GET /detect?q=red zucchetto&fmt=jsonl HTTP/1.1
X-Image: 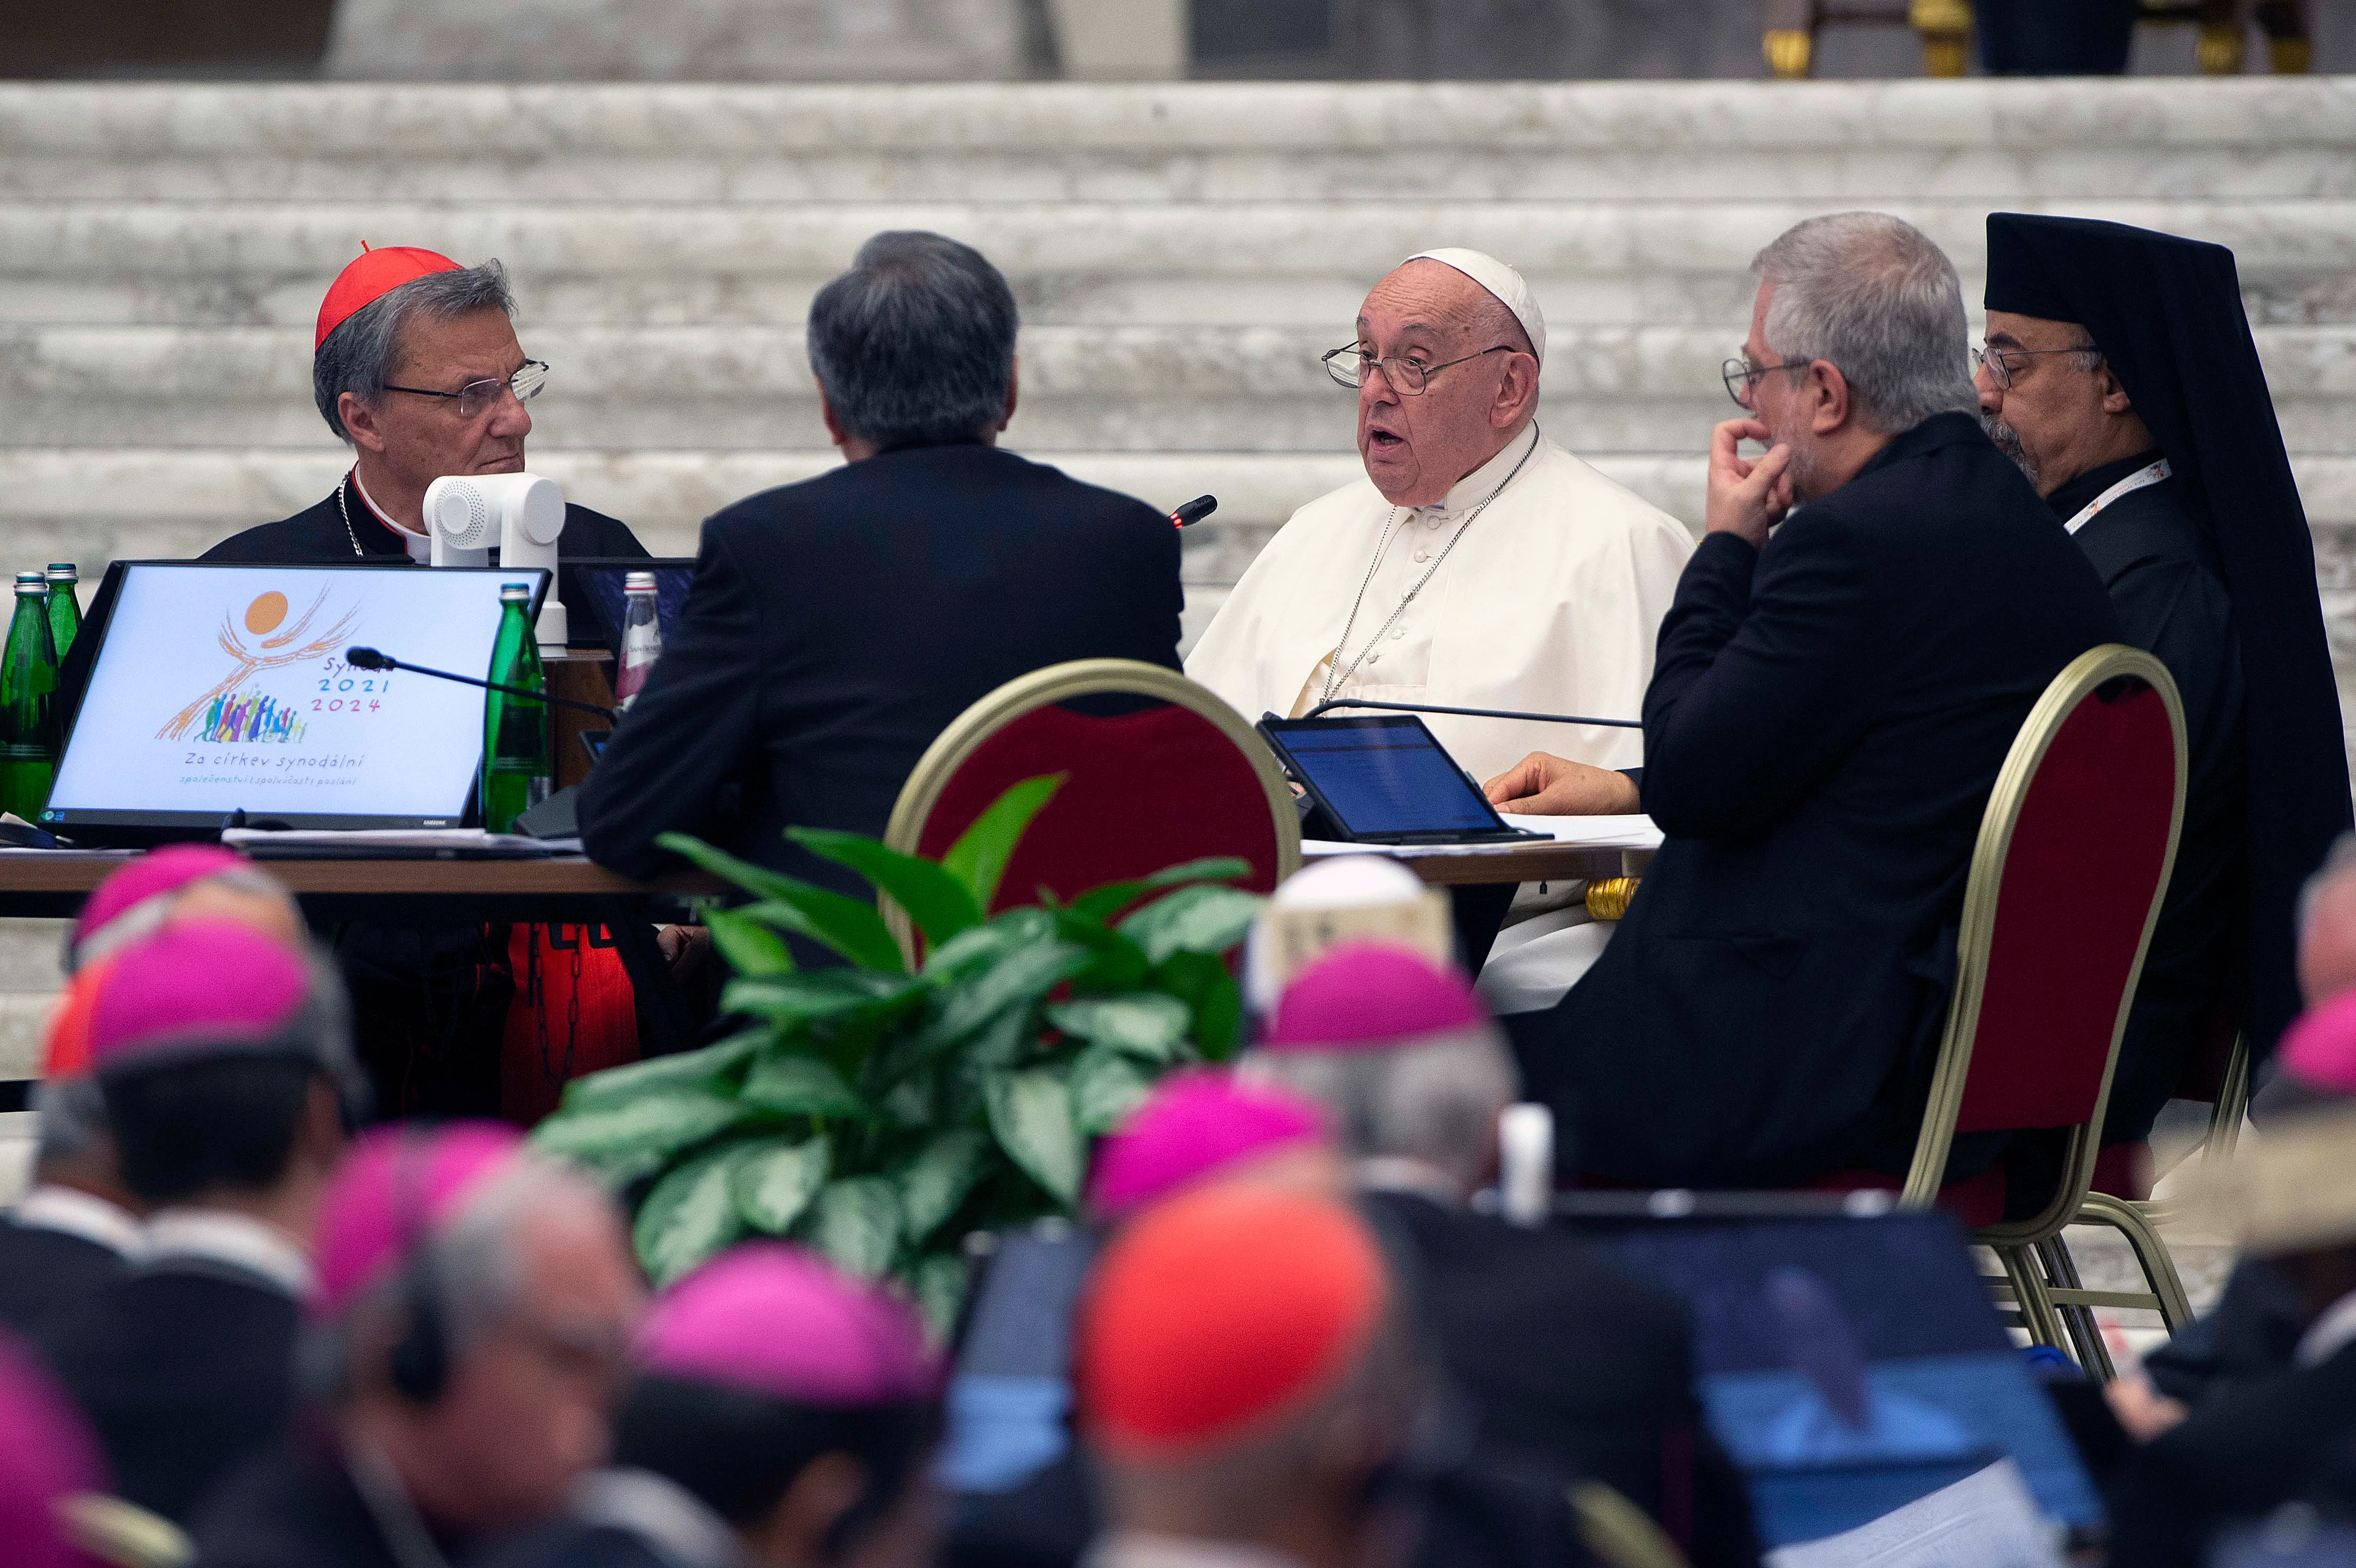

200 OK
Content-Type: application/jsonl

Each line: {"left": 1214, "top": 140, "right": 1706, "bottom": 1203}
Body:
{"left": 1077, "top": 1184, "right": 1386, "bottom": 1459}
{"left": 315, "top": 244, "right": 462, "bottom": 353}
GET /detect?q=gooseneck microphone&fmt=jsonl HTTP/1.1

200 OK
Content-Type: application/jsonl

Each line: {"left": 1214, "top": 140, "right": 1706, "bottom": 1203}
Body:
{"left": 1299, "top": 697, "right": 1642, "bottom": 729}
{"left": 345, "top": 646, "right": 621, "bottom": 721}
{"left": 1169, "top": 495, "right": 1217, "bottom": 529}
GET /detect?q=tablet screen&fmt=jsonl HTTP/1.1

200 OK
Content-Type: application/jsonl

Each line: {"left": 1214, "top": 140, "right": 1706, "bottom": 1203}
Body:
{"left": 1595, "top": 1212, "right": 2105, "bottom": 1545}
{"left": 1263, "top": 715, "right": 1507, "bottom": 838}
{"left": 43, "top": 563, "right": 546, "bottom": 831}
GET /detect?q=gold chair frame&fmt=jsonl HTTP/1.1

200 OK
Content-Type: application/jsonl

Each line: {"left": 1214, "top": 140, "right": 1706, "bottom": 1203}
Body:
{"left": 880, "top": 658, "right": 1303, "bottom": 966}
{"left": 1888, "top": 645, "right": 2186, "bottom": 1375}
{"left": 2058, "top": 1033, "right": 2249, "bottom": 1340}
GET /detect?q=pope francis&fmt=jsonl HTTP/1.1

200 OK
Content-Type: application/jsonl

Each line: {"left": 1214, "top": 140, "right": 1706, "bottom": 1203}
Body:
{"left": 1187, "top": 249, "right": 1692, "bottom": 795}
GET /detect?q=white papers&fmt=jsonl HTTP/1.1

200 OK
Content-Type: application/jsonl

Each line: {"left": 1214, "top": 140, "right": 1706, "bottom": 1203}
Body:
{"left": 1300, "top": 813, "right": 1662, "bottom": 860}
{"left": 1498, "top": 812, "right": 1663, "bottom": 847}
{"left": 1765, "top": 1460, "right": 2064, "bottom": 1568}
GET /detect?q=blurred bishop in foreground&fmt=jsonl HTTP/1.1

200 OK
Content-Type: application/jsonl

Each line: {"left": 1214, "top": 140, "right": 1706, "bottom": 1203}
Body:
{"left": 1187, "top": 249, "right": 1691, "bottom": 798}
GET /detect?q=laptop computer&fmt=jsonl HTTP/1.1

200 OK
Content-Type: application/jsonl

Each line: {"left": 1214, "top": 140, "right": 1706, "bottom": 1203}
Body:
{"left": 40, "top": 561, "right": 548, "bottom": 844}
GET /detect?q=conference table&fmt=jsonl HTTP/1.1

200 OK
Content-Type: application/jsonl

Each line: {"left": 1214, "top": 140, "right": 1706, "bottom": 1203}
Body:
{"left": 0, "top": 824, "right": 1654, "bottom": 1097}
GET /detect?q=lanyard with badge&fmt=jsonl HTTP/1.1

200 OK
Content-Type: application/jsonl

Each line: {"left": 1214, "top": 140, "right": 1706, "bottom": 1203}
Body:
{"left": 2063, "top": 458, "right": 2171, "bottom": 536}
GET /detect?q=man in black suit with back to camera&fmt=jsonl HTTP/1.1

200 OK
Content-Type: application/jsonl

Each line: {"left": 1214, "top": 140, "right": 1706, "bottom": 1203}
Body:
{"left": 580, "top": 231, "right": 1184, "bottom": 906}
{"left": 1497, "top": 212, "right": 2120, "bottom": 1192}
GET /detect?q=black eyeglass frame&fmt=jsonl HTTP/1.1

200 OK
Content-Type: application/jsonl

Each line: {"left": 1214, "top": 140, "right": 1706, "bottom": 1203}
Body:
{"left": 381, "top": 359, "right": 552, "bottom": 419}
{"left": 1323, "top": 343, "right": 1516, "bottom": 396}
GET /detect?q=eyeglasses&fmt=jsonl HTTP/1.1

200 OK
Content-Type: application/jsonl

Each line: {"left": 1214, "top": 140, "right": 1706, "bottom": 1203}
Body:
{"left": 1721, "top": 356, "right": 1814, "bottom": 409}
{"left": 1971, "top": 343, "right": 2095, "bottom": 391}
{"left": 382, "top": 360, "right": 550, "bottom": 420}
{"left": 1323, "top": 344, "right": 1514, "bottom": 396}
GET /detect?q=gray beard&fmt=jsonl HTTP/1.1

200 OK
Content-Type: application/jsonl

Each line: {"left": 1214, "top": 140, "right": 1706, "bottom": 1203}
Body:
{"left": 1982, "top": 412, "right": 2039, "bottom": 488}
{"left": 1766, "top": 416, "right": 1822, "bottom": 502}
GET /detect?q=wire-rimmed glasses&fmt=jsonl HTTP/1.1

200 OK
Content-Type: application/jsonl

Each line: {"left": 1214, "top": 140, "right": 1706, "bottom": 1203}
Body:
{"left": 1971, "top": 344, "right": 2093, "bottom": 391}
{"left": 1721, "top": 356, "right": 1814, "bottom": 410}
{"left": 1323, "top": 343, "right": 1514, "bottom": 396}
{"left": 382, "top": 359, "right": 551, "bottom": 419}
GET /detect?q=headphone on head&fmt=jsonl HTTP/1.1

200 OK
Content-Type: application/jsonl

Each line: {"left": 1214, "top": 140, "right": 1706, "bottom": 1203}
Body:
{"left": 386, "top": 1126, "right": 452, "bottom": 1404}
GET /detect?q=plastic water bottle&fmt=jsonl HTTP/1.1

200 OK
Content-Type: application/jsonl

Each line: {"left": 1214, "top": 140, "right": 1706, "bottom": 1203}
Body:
{"left": 613, "top": 569, "right": 662, "bottom": 709}
{"left": 481, "top": 583, "right": 552, "bottom": 833}
{"left": 0, "top": 572, "right": 61, "bottom": 822}
{"left": 43, "top": 564, "right": 78, "bottom": 660}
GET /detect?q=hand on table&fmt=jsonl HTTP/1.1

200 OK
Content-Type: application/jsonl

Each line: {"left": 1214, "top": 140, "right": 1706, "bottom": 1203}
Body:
{"left": 655, "top": 923, "right": 713, "bottom": 981}
{"left": 1706, "top": 418, "right": 1794, "bottom": 548}
{"left": 1484, "top": 753, "right": 1642, "bottom": 816}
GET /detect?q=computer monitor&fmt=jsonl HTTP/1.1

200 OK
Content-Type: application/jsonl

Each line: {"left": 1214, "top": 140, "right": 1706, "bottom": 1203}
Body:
{"left": 41, "top": 562, "right": 548, "bottom": 840}
{"left": 564, "top": 557, "right": 695, "bottom": 662}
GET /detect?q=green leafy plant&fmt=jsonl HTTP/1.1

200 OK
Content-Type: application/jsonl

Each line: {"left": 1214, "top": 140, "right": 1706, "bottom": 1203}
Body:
{"left": 529, "top": 774, "right": 1264, "bottom": 1329}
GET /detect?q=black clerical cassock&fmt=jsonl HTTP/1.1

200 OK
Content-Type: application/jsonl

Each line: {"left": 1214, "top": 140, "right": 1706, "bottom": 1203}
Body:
{"left": 1985, "top": 214, "right": 2352, "bottom": 1137}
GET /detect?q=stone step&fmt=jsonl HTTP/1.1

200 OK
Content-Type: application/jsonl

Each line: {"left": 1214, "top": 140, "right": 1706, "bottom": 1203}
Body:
{"left": 8, "top": 322, "right": 2356, "bottom": 453}
{"left": 3, "top": 79, "right": 2350, "bottom": 163}
{"left": 4, "top": 201, "right": 2354, "bottom": 329}
{"left": 22, "top": 145, "right": 2356, "bottom": 206}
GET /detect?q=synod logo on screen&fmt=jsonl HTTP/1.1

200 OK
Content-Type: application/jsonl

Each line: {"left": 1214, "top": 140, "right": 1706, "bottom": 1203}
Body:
{"left": 160, "top": 587, "right": 361, "bottom": 745}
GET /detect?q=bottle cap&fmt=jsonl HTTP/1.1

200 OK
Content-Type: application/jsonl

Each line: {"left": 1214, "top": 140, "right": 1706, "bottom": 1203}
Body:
{"left": 624, "top": 571, "right": 656, "bottom": 591}
{"left": 14, "top": 573, "right": 45, "bottom": 594}
{"left": 500, "top": 583, "right": 531, "bottom": 602}
{"left": 44, "top": 564, "right": 75, "bottom": 579}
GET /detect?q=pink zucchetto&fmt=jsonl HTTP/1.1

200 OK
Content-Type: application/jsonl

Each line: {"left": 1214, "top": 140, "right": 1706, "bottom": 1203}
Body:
{"left": 0, "top": 1329, "right": 107, "bottom": 1568}
{"left": 1087, "top": 1068, "right": 1329, "bottom": 1219}
{"left": 316, "top": 1122, "right": 525, "bottom": 1313}
{"left": 642, "top": 1244, "right": 940, "bottom": 1407}
{"left": 71, "top": 844, "right": 253, "bottom": 965}
{"left": 1259, "top": 941, "right": 1487, "bottom": 1053}
{"left": 87, "top": 919, "right": 315, "bottom": 1072}
{"left": 2278, "top": 989, "right": 2356, "bottom": 1099}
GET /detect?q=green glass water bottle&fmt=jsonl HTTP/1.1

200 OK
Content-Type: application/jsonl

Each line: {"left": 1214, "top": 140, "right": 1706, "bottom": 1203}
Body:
{"left": 480, "top": 582, "right": 551, "bottom": 833}
{"left": 43, "top": 564, "right": 79, "bottom": 660}
{"left": 1, "top": 572, "right": 62, "bottom": 822}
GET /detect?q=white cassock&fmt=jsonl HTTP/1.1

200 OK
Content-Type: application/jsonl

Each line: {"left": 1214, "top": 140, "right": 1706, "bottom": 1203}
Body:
{"left": 1187, "top": 422, "right": 1692, "bottom": 783}
{"left": 1187, "top": 420, "right": 1692, "bottom": 1017}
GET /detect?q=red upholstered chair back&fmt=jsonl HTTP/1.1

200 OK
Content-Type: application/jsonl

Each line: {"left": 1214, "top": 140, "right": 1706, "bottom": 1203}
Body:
{"left": 1900, "top": 646, "right": 2185, "bottom": 1230}
{"left": 885, "top": 660, "right": 1299, "bottom": 948}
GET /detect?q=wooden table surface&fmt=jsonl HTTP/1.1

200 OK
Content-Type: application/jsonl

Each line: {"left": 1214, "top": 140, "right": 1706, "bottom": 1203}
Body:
{"left": 0, "top": 851, "right": 720, "bottom": 899}
{"left": 0, "top": 841, "right": 1643, "bottom": 902}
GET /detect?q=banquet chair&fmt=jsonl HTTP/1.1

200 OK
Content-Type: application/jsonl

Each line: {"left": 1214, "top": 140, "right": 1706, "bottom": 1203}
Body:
{"left": 1794, "top": 645, "right": 2186, "bottom": 1377}
{"left": 881, "top": 658, "right": 1300, "bottom": 963}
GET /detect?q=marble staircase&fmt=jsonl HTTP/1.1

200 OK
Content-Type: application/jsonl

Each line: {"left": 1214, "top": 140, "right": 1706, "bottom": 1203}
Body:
{"left": 1, "top": 77, "right": 2353, "bottom": 1092}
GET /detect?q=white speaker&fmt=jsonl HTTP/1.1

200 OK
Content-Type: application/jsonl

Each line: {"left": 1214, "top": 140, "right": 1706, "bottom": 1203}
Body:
{"left": 424, "top": 472, "right": 569, "bottom": 647}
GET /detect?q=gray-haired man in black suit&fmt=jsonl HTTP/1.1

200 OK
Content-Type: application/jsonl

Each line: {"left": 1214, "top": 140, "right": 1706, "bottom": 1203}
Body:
{"left": 580, "top": 232, "right": 1183, "bottom": 910}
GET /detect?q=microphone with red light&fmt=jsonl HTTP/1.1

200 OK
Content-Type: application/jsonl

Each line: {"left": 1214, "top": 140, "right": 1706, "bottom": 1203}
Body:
{"left": 1168, "top": 495, "right": 1217, "bottom": 529}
